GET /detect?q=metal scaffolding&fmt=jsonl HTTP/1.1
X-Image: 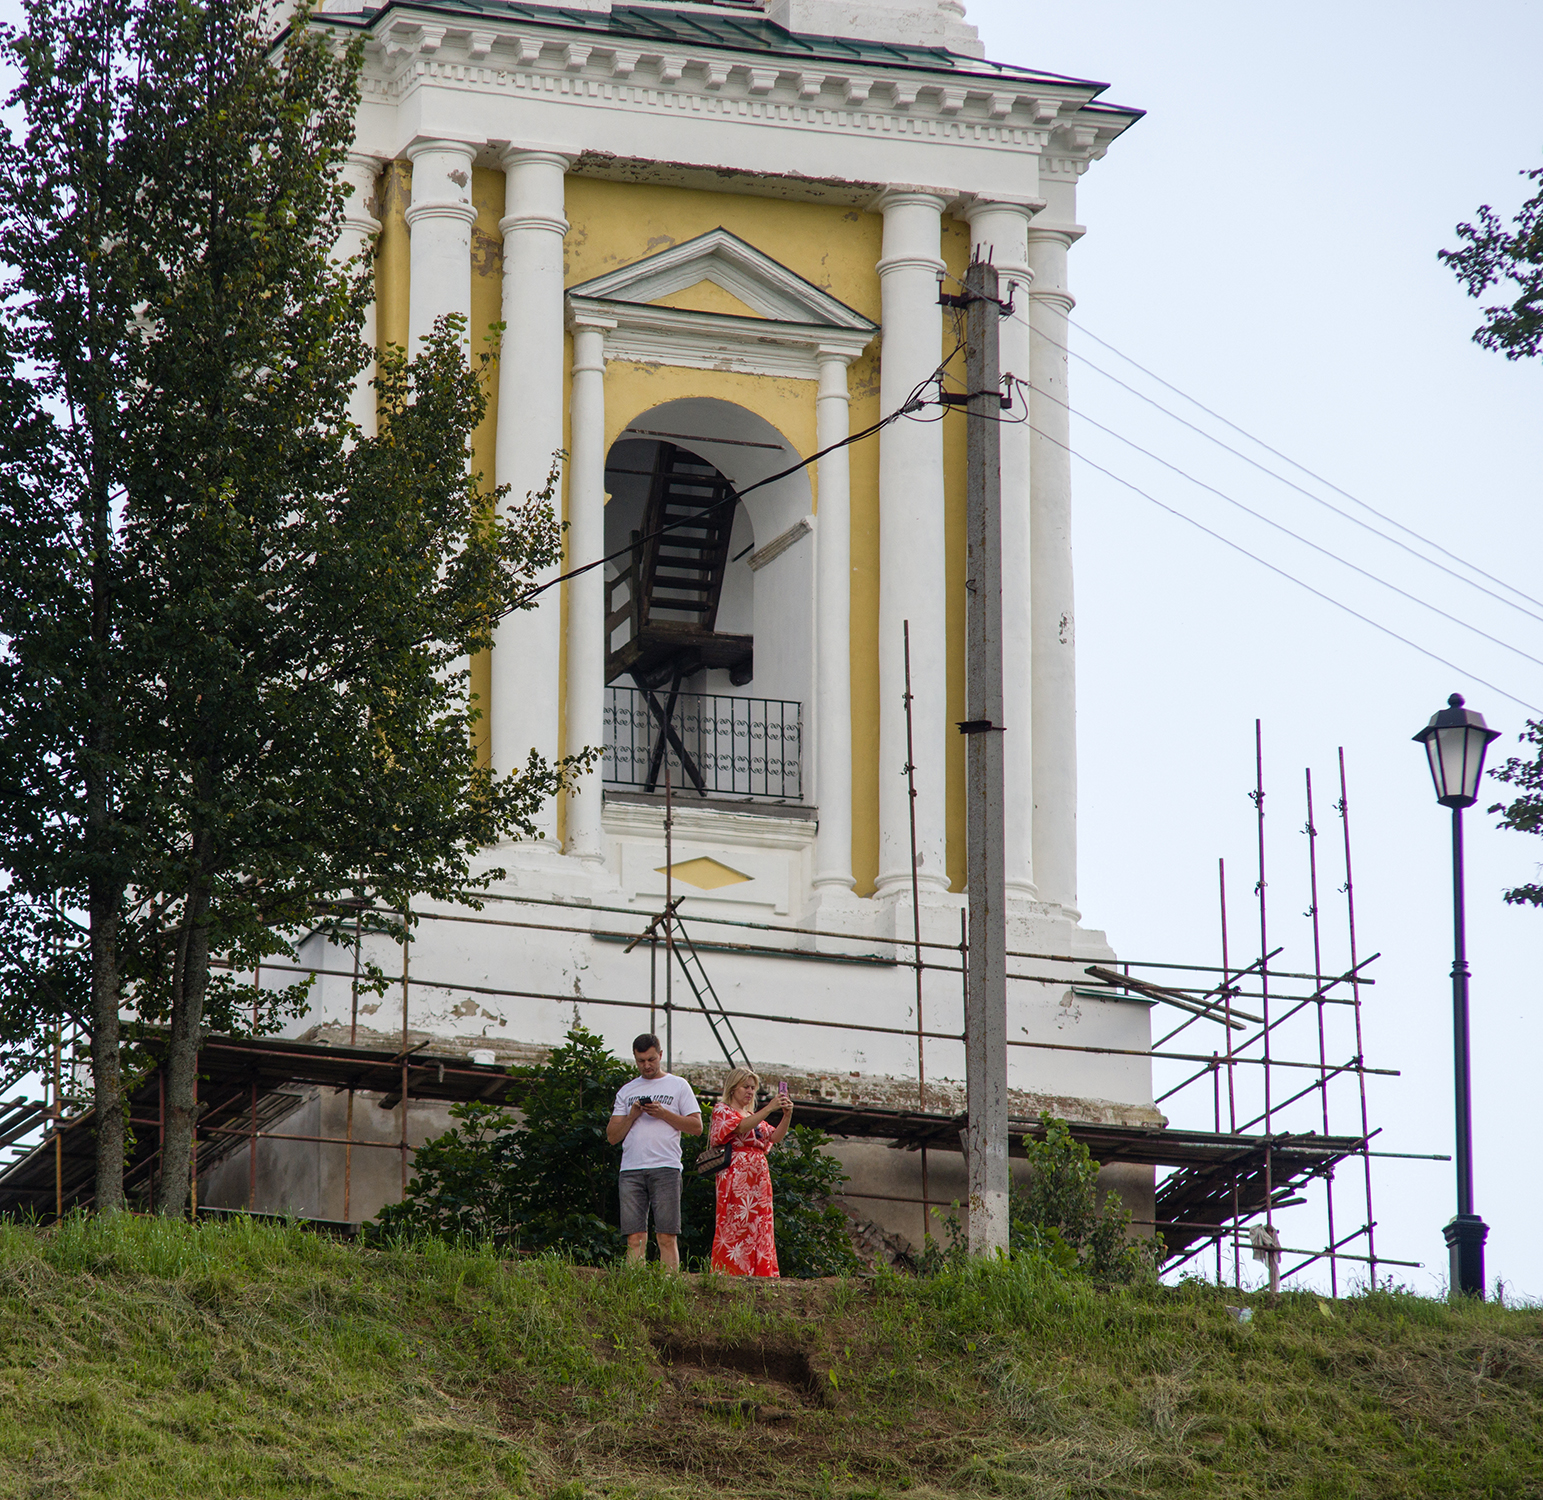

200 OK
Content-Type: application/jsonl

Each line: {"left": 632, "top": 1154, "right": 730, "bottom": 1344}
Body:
{"left": 0, "top": 732, "right": 1430, "bottom": 1292}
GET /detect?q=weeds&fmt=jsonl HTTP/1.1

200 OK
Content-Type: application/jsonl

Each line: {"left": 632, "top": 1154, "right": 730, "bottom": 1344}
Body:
{"left": 0, "top": 1214, "right": 1538, "bottom": 1498}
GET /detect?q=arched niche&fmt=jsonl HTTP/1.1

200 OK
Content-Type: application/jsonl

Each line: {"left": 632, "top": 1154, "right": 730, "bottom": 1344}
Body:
{"left": 603, "top": 397, "right": 813, "bottom": 715}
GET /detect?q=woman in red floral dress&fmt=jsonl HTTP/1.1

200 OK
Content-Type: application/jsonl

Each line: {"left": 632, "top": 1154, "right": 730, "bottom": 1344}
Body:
{"left": 709, "top": 1068, "right": 793, "bottom": 1277}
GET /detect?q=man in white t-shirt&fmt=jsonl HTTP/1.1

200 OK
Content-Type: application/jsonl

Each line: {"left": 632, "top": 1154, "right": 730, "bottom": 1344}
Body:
{"left": 606, "top": 1032, "right": 702, "bottom": 1270}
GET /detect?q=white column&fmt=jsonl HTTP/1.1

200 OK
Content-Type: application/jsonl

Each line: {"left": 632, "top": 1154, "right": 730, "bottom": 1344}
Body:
{"left": 812, "top": 348, "right": 856, "bottom": 894}
{"left": 874, "top": 190, "right": 949, "bottom": 898}
{"left": 335, "top": 152, "right": 381, "bottom": 438}
{"left": 963, "top": 199, "right": 1037, "bottom": 901}
{"left": 1026, "top": 217, "right": 1080, "bottom": 918}
{"left": 490, "top": 149, "right": 570, "bottom": 844}
{"left": 403, "top": 139, "right": 476, "bottom": 356}
{"left": 565, "top": 317, "right": 612, "bottom": 865}
{"left": 404, "top": 139, "right": 478, "bottom": 705}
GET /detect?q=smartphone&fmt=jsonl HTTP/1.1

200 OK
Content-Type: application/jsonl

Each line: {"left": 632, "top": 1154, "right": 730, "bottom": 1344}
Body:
{"left": 777, "top": 1080, "right": 789, "bottom": 1098}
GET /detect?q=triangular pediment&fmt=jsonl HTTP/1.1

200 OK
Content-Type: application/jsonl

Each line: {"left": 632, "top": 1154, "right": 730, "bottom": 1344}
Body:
{"left": 566, "top": 228, "right": 875, "bottom": 332}
{"left": 649, "top": 279, "right": 768, "bottom": 320}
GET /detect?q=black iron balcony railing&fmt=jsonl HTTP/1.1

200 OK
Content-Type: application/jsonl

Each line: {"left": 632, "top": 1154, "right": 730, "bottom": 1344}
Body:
{"left": 603, "top": 686, "right": 803, "bottom": 802}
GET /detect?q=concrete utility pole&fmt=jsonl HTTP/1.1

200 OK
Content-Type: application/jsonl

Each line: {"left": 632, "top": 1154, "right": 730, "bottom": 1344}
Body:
{"left": 958, "top": 256, "right": 1010, "bottom": 1255}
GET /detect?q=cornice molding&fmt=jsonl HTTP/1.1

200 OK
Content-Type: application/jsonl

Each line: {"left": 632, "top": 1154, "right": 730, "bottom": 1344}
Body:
{"left": 347, "top": 13, "right": 1128, "bottom": 166}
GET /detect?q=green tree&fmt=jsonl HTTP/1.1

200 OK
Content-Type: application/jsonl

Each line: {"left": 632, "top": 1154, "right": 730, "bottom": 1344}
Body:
{"left": 1441, "top": 164, "right": 1543, "bottom": 359}
{"left": 377, "top": 1026, "right": 634, "bottom": 1264}
{"left": 1485, "top": 725, "right": 1543, "bottom": 907}
{"left": 0, "top": 0, "right": 151, "bottom": 1211}
{"left": 1442, "top": 166, "right": 1543, "bottom": 906}
{"left": 1009, "top": 1113, "right": 1160, "bottom": 1283}
{"left": 0, "top": 0, "right": 577, "bottom": 1216}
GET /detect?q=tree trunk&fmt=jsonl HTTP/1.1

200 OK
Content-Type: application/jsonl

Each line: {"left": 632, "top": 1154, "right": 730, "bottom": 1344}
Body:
{"left": 155, "top": 875, "right": 213, "bottom": 1217}
{"left": 85, "top": 447, "right": 125, "bottom": 1214}
{"left": 87, "top": 876, "right": 126, "bottom": 1215}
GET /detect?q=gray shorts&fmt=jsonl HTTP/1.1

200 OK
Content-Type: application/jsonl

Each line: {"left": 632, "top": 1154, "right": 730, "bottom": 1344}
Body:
{"left": 619, "top": 1168, "right": 682, "bottom": 1236}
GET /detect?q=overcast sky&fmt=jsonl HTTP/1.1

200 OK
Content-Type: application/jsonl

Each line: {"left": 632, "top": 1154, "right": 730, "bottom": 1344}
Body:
{"left": 4, "top": 0, "right": 1539, "bottom": 1294}
{"left": 968, "top": 0, "right": 1543, "bottom": 1296}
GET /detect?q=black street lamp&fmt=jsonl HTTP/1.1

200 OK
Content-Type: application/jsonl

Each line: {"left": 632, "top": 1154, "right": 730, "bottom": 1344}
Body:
{"left": 1413, "top": 692, "right": 1501, "bottom": 1298}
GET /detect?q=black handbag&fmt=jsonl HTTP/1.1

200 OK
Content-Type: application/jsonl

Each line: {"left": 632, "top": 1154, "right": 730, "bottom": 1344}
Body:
{"left": 694, "top": 1137, "right": 734, "bottom": 1176}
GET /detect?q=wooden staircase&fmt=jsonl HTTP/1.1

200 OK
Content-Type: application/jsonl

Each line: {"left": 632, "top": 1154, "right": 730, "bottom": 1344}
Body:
{"left": 605, "top": 441, "right": 753, "bottom": 690}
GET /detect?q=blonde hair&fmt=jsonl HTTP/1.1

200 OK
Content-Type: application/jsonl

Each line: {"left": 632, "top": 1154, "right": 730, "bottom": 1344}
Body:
{"left": 721, "top": 1067, "right": 760, "bottom": 1106}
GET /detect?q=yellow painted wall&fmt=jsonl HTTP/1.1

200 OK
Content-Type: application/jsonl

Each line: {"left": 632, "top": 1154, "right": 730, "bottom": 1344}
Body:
{"left": 468, "top": 167, "right": 506, "bottom": 773}
{"left": 374, "top": 160, "right": 410, "bottom": 350}
{"left": 649, "top": 282, "right": 767, "bottom": 319}
{"left": 599, "top": 363, "right": 818, "bottom": 465}
{"left": 563, "top": 180, "right": 882, "bottom": 322}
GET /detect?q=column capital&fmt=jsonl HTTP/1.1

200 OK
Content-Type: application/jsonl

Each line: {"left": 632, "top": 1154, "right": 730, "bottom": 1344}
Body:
{"left": 406, "top": 199, "right": 479, "bottom": 230}
{"left": 874, "top": 188, "right": 946, "bottom": 279}
{"left": 403, "top": 135, "right": 480, "bottom": 164}
{"left": 1024, "top": 228, "right": 1076, "bottom": 314}
{"left": 403, "top": 138, "right": 478, "bottom": 232}
{"left": 491, "top": 142, "right": 578, "bottom": 170}
{"left": 870, "top": 185, "right": 952, "bottom": 215}
{"left": 958, "top": 194, "right": 1043, "bottom": 225}
{"left": 815, "top": 344, "right": 856, "bottom": 368}
{"left": 568, "top": 317, "right": 611, "bottom": 376}
{"left": 339, "top": 153, "right": 382, "bottom": 238}
{"left": 499, "top": 148, "right": 571, "bottom": 239}
{"left": 1025, "top": 220, "right": 1086, "bottom": 248}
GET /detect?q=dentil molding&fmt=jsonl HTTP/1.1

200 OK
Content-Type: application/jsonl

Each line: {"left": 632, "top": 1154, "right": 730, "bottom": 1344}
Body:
{"left": 338, "top": 12, "right": 1130, "bottom": 169}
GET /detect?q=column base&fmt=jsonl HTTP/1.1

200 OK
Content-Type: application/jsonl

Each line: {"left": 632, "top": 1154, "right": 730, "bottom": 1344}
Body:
{"left": 872, "top": 873, "right": 952, "bottom": 903}
{"left": 1443, "top": 1214, "right": 1489, "bottom": 1299}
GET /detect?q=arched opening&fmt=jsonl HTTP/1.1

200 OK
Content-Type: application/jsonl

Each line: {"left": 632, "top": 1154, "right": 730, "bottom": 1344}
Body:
{"left": 602, "top": 398, "right": 813, "bottom": 804}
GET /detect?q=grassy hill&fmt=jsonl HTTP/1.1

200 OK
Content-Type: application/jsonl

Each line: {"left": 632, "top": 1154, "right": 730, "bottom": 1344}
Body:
{"left": 0, "top": 1215, "right": 1539, "bottom": 1499}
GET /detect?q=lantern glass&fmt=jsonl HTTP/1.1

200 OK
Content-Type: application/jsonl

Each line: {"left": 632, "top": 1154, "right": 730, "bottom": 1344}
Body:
{"left": 1414, "top": 695, "right": 1500, "bottom": 810}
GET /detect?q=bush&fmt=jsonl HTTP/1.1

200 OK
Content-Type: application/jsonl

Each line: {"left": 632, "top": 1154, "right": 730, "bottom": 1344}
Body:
{"left": 377, "top": 1028, "right": 859, "bottom": 1275}
{"left": 375, "top": 1024, "right": 632, "bottom": 1263}
{"left": 1009, "top": 1112, "right": 1161, "bottom": 1283}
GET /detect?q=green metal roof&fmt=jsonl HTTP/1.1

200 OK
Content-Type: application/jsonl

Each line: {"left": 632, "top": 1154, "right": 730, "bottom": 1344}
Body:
{"left": 333, "top": 0, "right": 1112, "bottom": 86}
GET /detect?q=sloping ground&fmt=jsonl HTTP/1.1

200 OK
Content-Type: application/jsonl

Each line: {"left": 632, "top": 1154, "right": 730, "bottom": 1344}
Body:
{"left": 0, "top": 1216, "right": 1539, "bottom": 1499}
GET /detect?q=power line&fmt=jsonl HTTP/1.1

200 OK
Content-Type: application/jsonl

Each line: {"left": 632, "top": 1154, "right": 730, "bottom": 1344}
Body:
{"left": 1027, "top": 323, "right": 1543, "bottom": 629}
{"left": 1021, "top": 378, "right": 1543, "bottom": 673}
{"left": 1026, "top": 418, "right": 1541, "bottom": 714}
{"left": 504, "top": 343, "right": 965, "bottom": 619}
{"left": 1067, "top": 318, "right": 1543, "bottom": 615}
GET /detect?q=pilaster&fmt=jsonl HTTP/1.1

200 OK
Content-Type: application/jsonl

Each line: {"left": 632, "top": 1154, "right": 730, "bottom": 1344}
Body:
{"left": 564, "top": 315, "right": 613, "bottom": 866}
{"left": 812, "top": 347, "right": 856, "bottom": 895}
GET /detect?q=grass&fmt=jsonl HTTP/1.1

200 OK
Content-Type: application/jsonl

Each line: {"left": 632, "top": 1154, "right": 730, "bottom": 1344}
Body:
{"left": 0, "top": 1215, "right": 1539, "bottom": 1498}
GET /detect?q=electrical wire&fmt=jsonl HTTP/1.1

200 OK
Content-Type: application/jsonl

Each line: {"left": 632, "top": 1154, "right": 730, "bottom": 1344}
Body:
{"left": 1018, "top": 377, "right": 1543, "bottom": 672}
{"left": 1027, "top": 322, "right": 1543, "bottom": 628}
{"left": 1026, "top": 417, "right": 1541, "bottom": 713}
{"left": 503, "top": 342, "right": 966, "bottom": 618}
{"left": 1066, "top": 317, "right": 1543, "bottom": 615}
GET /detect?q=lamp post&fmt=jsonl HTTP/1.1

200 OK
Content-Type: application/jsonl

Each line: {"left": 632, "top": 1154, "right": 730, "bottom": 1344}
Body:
{"left": 1413, "top": 692, "right": 1500, "bottom": 1299}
